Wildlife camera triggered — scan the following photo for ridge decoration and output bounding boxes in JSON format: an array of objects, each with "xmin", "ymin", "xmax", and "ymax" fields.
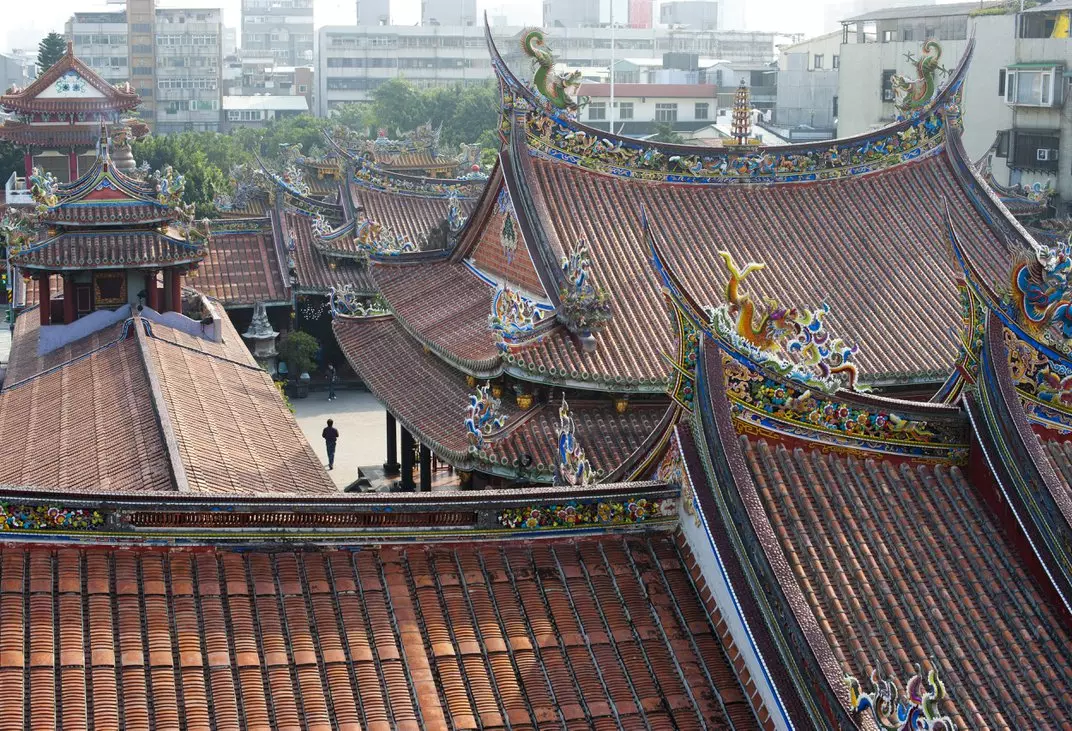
[
  {"xmin": 712, "ymin": 251, "xmax": 859, "ymax": 393},
  {"xmin": 465, "ymin": 382, "xmax": 507, "ymax": 452},
  {"xmin": 554, "ymin": 395, "xmax": 594, "ymax": 487},
  {"xmin": 497, "ymin": 498, "xmax": 675, "ymax": 530},
  {"xmin": 526, "ymin": 105, "xmax": 945, "ymax": 185},
  {"xmin": 656, "ymin": 433, "xmax": 696, "ymax": 525},
  {"xmin": 447, "ymin": 191, "xmax": 467, "ymax": 233},
  {"xmin": 844, "ymin": 666, "xmax": 956, "ymax": 731},
  {"xmin": 152, "ymin": 165, "xmax": 197, "ymax": 225},
  {"xmin": 1006, "ymin": 240, "xmax": 1072, "ymax": 357},
  {"xmin": 329, "ymin": 286, "xmax": 388, "ymax": 318},
  {"xmin": 354, "ymin": 217, "xmax": 419, "ymax": 256},
  {"xmin": 310, "ymin": 211, "xmax": 335, "ymax": 239},
  {"xmin": 1004, "ymin": 327, "xmax": 1072, "ymax": 432},
  {"xmin": 0, "ymin": 210, "xmax": 35, "ymax": 255},
  {"xmin": 892, "ymin": 40, "xmax": 947, "ymax": 116},
  {"xmin": 29, "ymin": 167, "xmax": 59, "ymax": 211},
  {"xmin": 520, "ymin": 28, "xmax": 581, "ymax": 111},
  {"xmin": 489, "ymin": 283, "xmax": 543, "ymax": 340},
  {"xmin": 558, "ymin": 240, "xmax": 612, "ymax": 337}
]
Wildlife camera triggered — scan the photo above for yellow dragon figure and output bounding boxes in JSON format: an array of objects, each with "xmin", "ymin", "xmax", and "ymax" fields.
[
  {"xmin": 718, "ymin": 251, "xmax": 860, "ymax": 389},
  {"xmin": 520, "ymin": 28, "xmax": 582, "ymax": 110}
]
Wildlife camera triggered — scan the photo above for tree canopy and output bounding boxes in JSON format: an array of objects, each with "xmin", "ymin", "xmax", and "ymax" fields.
[{"xmin": 36, "ymin": 33, "xmax": 67, "ymax": 75}]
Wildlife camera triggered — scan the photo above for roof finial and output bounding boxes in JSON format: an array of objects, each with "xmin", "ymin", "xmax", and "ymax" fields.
[
  {"xmin": 66, "ymin": 40, "xmax": 74, "ymax": 56},
  {"xmin": 731, "ymin": 80, "xmax": 752, "ymax": 145}
]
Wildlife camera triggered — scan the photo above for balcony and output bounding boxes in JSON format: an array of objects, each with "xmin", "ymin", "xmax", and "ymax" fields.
[{"xmin": 4, "ymin": 172, "xmax": 32, "ymax": 207}]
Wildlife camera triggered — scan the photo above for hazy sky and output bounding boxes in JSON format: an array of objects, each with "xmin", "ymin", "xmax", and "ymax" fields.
[{"xmin": 1, "ymin": 0, "xmax": 947, "ymax": 54}]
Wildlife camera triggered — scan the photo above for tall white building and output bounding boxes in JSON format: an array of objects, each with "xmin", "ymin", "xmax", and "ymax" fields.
[
  {"xmin": 242, "ymin": 0, "xmax": 314, "ymax": 64},
  {"xmin": 543, "ymin": 0, "xmax": 600, "ymax": 29},
  {"xmin": 68, "ymin": 5, "xmax": 223, "ymax": 134},
  {"xmin": 422, "ymin": 0, "xmax": 477, "ymax": 27},
  {"xmin": 318, "ymin": 23, "xmax": 776, "ymax": 114}
]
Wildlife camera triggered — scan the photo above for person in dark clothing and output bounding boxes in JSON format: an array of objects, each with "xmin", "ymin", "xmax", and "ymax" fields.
[
  {"xmin": 322, "ymin": 418, "xmax": 339, "ymax": 470},
  {"xmin": 327, "ymin": 363, "xmax": 337, "ymax": 401}
]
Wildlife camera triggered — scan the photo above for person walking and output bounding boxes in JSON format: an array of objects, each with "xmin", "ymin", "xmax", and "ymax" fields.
[
  {"xmin": 322, "ymin": 418, "xmax": 339, "ymax": 470},
  {"xmin": 327, "ymin": 363, "xmax": 337, "ymax": 401}
]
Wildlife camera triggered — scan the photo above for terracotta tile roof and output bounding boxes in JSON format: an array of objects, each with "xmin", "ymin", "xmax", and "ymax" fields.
[
  {"xmin": 13, "ymin": 231, "xmax": 204, "ymax": 271},
  {"xmin": 523, "ymin": 150, "xmax": 1010, "ymax": 382},
  {"xmin": 0, "ymin": 307, "xmax": 334, "ymax": 495},
  {"xmin": 0, "ymin": 336, "xmax": 172, "ymax": 492},
  {"xmin": 217, "ymin": 197, "xmax": 269, "ymax": 219},
  {"xmin": 374, "ymin": 260, "xmax": 500, "ymax": 371},
  {"xmin": 0, "ymin": 122, "xmax": 109, "ymax": 147},
  {"xmin": 0, "ymin": 536, "xmax": 754, "ymax": 729},
  {"xmin": 334, "ymin": 315, "xmax": 670, "ymax": 476},
  {"xmin": 1043, "ymin": 439, "xmax": 1072, "ymax": 503},
  {"xmin": 372, "ymin": 151, "xmax": 452, "ymax": 172},
  {"xmin": 461, "ymin": 178, "xmax": 548, "ymax": 297},
  {"xmin": 352, "ymin": 186, "xmax": 476, "ymax": 247},
  {"xmin": 740, "ymin": 434, "xmax": 1072, "ymax": 729},
  {"xmin": 42, "ymin": 202, "xmax": 170, "ymax": 226},
  {"xmin": 283, "ymin": 210, "xmax": 376, "ymax": 295},
  {"xmin": 192, "ymin": 230, "xmax": 289, "ymax": 307}
]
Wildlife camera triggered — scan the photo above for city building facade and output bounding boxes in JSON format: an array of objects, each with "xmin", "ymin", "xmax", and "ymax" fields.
[
  {"xmin": 628, "ymin": 0, "xmax": 654, "ymax": 29},
  {"xmin": 660, "ymin": 1, "xmax": 719, "ymax": 30},
  {"xmin": 356, "ymin": 0, "xmax": 392, "ymax": 26},
  {"xmin": 222, "ymin": 94, "xmax": 308, "ymax": 131},
  {"xmin": 579, "ymin": 82, "xmax": 719, "ymax": 135},
  {"xmin": 318, "ymin": 24, "xmax": 776, "ymax": 113},
  {"xmin": 241, "ymin": 0, "xmax": 314, "ymax": 65},
  {"xmin": 773, "ymin": 30, "xmax": 841, "ymax": 136},
  {"xmin": 127, "ymin": 0, "xmax": 156, "ymax": 126},
  {"xmin": 543, "ymin": 0, "xmax": 601, "ymax": 29},
  {"xmin": 154, "ymin": 8, "xmax": 223, "ymax": 134}
]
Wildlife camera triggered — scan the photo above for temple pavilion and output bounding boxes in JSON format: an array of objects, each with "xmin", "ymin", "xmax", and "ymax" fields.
[{"xmin": 0, "ymin": 42, "xmax": 139, "ymax": 184}]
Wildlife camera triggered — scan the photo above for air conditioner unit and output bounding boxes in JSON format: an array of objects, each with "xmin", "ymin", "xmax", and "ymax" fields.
[
  {"xmin": 883, "ymin": 88, "xmax": 895, "ymax": 102},
  {"xmin": 1037, "ymin": 148, "xmax": 1057, "ymax": 162}
]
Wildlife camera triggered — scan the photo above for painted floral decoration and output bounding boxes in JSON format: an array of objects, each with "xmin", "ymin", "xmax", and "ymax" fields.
[{"xmin": 498, "ymin": 498, "xmax": 675, "ymax": 529}]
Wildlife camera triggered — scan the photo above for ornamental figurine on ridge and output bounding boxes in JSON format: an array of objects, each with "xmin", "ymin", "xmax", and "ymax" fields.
[
  {"xmin": 891, "ymin": 40, "xmax": 947, "ymax": 116},
  {"xmin": 328, "ymin": 286, "xmax": 388, "ymax": 318},
  {"xmin": 310, "ymin": 211, "xmax": 335, "ymax": 240},
  {"xmin": 29, "ymin": 167, "xmax": 58, "ymax": 212},
  {"xmin": 557, "ymin": 240, "xmax": 612, "ymax": 345},
  {"xmin": 1005, "ymin": 240, "xmax": 1072, "ymax": 355},
  {"xmin": 489, "ymin": 284, "xmax": 543, "ymax": 340},
  {"xmin": 447, "ymin": 191, "xmax": 467, "ymax": 233},
  {"xmin": 712, "ymin": 251, "xmax": 860, "ymax": 392},
  {"xmin": 844, "ymin": 666, "xmax": 956, "ymax": 731},
  {"xmin": 354, "ymin": 217, "xmax": 419, "ymax": 256},
  {"xmin": 520, "ymin": 28, "xmax": 582, "ymax": 111},
  {"xmin": 465, "ymin": 382, "xmax": 507, "ymax": 452},
  {"xmin": 554, "ymin": 395, "xmax": 594, "ymax": 487}
]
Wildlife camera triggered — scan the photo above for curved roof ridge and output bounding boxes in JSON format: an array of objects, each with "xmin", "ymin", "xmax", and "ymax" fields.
[{"xmin": 485, "ymin": 15, "xmax": 974, "ymax": 167}]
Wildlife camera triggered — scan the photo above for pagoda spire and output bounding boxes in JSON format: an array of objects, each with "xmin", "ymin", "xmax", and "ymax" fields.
[{"xmin": 731, "ymin": 80, "xmax": 752, "ymax": 145}]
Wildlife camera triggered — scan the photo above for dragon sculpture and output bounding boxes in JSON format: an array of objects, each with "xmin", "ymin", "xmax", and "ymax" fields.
[
  {"xmin": 1007, "ymin": 240, "xmax": 1072, "ymax": 354},
  {"xmin": 844, "ymin": 666, "xmax": 956, "ymax": 731},
  {"xmin": 554, "ymin": 395, "xmax": 593, "ymax": 487},
  {"xmin": 329, "ymin": 286, "xmax": 388, "ymax": 318},
  {"xmin": 891, "ymin": 40, "xmax": 947, "ymax": 115},
  {"xmin": 715, "ymin": 251, "xmax": 860, "ymax": 391},
  {"xmin": 520, "ymin": 28, "xmax": 582, "ymax": 110},
  {"xmin": 465, "ymin": 382, "xmax": 507, "ymax": 452},
  {"xmin": 558, "ymin": 240, "xmax": 612, "ymax": 336}
]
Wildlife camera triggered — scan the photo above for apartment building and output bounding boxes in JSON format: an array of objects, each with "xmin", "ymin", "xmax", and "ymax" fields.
[
  {"xmin": 242, "ymin": 0, "xmax": 314, "ymax": 65},
  {"xmin": 543, "ymin": 0, "xmax": 600, "ymax": 28},
  {"xmin": 837, "ymin": 1, "xmax": 1072, "ymax": 211},
  {"xmin": 317, "ymin": 24, "xmax": 776, "ymax": 114},
  {"xmin": 773, "ymin": 30, "xmax": 841, "ymax": 135},
  {"xmin": 155, "ymin": 8, "xmax": 223, "ymax": 133},
  {"xmin": 127, "ymin": 0, "xmax": 156, "ymax": 126},
  {"xmin": 65, "ymin": 11, "xmax": 130, "ymax": 86},
  {"xmin": 579, "ymin": 82, "xmax": 719, "ymax": 135}
]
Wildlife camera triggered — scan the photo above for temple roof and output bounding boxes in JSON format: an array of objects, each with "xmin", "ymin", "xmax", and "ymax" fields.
[
  {"xmin": 334, "ymin": 315, "xmax": 673, "ymax": 481},
  {"xmin": 0, "ymin": 122, "xmax": 106, "ymax": 147},
  {"xmin": 0, "ymin": 43, "xmax": 139, "ymax": 115},
  {"xmin": 193, "ymin": 220, "xmax": 290, "ymax": 307},
  {"xmin": 0, "ymin": 535, "xmax": 755, "ymax": 730},
  {"xmin": 281, "ymin": 209, "xmax": 376, "ymax": 295},
  {"xmin": 351, "ymin": 184, "xmax": 478, "ymax": 250},
  {"xmin": 12, "ymin": 230, "xmax": 204, "ymax": 271},
  {"xmin": 0, "ymin": 303, "xmax": 336, "ymax": 495}
]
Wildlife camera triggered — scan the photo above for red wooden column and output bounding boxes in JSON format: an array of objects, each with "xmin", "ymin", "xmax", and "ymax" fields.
[
  {"xmin": 62, "ymin": 275, "xmax": 75, "ymax": 324},
  {"xmin": 161, "ymin": 270, "xmax": 173, "ymax": 313},
  {"xmin": 170, "ymin": 270, "xmax": 183, "ymax": 314},
  {"xmin": 68, "ymin": 150, "xmax": 78, "ymax": 182},
  {"xmin": 37, "ymin": 275, "xmax": 50, "ymax": 327},
  {"xmin": 22, "ymin": 152, "xmax": 32, "ymax": 180},
  {"xmin": 145, "ymin": 271, "xmax": 159, "ymax": 310}
]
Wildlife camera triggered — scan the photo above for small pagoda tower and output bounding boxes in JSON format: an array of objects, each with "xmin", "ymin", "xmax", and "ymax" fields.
[
  {"xmin": 11, "ymin": 141, "xmax": 205, "ymax": 327},
  {"xmin": 0, "ymin": 42, "xmax": 140, "ymax": 184},
  {"xmin": 731, "ymin": 80, "xmax": 753, "ymax": 145}
]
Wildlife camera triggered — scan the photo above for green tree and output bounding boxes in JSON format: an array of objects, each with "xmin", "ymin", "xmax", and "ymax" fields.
[
  {"xmin": 36, "ymin": 33, "xmax": 67, "ymax": 75},
  {"xmin": 369, "ymin": 79, "xmax": 430, "ymax": 137},
  {"xmin": 0, "ymin": 141, "xmax": 24, "ymax": 182},
  {"xmin": 277, "ymin": 331, "xmax": 320, "ymax": 376},
  {"xmin": 650, "ymin": 122, "xmax": 684, "ymax": 144}
]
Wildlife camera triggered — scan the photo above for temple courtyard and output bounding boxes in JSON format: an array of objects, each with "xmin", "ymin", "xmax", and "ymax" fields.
[{"xmin": 292, "ymin": 388, "xmax": 385, "ymax": 489}]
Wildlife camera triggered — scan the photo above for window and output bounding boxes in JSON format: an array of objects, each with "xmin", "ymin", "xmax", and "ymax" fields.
[
  {"xmin": 998, "ymin": 69, "xmax": 1006, "ymax": 96},
  {"xmin": 695, "ymin": 102, "xmax": 709, "ymax": 120},
  {"xmin": 881, "ymin": 30, "xmax": 896, "ymax": 42},
  {"xmin": 832, "ymin": 95, "xmax": 839, "ymax": 118},
  {"xmin": 996, "ymin": 130, "xmax": 1009, "ymax": 158},
  {"xmin": 655, "ymin": 103, "xmax": 678, "ymax": 122},
  {"xmin": 228, "ymin": 110, "xmax": 265, "ymax": 121},
  {"xmin": 617, "ymin": 101, "xmax": 634, "ymax": 120},
  {"xmin": 882, "ymin": 70, "xmax": 896, "ymax": 102},
  {"xmin": 588, "ymin": 102, "xmax": 606, "ymax": 121},
  {"xmin": 1005, "ymin": 67, "xmax": 1062, "ymax": 106},
  {"xmin": 903, "ymin": 27, "xmax": 914, "ymax": 42},
  {"xmin": 832, "ymin": 55, "xmax": 840, "ymax": 69},
  {"xmin": 813, "ymin": 54, "xmax": 824, "ymax": 69},
  {"xmin": 1009, "ymin": 130, "xmax": 1060, "ymax": 171}
]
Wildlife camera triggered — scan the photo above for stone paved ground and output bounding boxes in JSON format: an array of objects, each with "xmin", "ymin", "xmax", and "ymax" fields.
[{"xmin": 292, "ymin": 388, "xmax": 387, "ymax": 489}]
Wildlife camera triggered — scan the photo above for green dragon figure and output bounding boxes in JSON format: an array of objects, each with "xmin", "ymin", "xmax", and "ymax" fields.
[
  {"xmin": 891, "ymin": 40, "xmax": 947, "ymax": 114},
  {"xmin": 520, "ymin": 28, "xmax": 582, "ymax": 110}
]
